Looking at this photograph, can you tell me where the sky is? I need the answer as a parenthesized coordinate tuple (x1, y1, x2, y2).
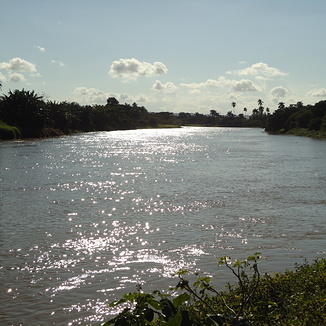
(1, 0, 326, 115)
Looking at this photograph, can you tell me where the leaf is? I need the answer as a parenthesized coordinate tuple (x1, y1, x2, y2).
(148, 298, 162, 310)
(162, 308, 183, 326)
(207, 314, 226, 326)
(161, 298, 177, 320)
(173, 292, 190, 308)
(144, 308, 154, 322)
(199, 276, 211, 284)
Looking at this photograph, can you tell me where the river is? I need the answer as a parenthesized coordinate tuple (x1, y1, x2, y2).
(1, 127, 325, 325)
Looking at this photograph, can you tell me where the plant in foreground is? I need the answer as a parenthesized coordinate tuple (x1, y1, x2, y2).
(101, 253, 261, 326)
(100, 255, 326, 325)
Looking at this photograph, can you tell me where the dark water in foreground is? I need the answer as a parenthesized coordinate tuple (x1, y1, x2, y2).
(1, 127, 325, 325)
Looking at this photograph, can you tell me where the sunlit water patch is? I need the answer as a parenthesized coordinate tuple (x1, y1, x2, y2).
(1, 127, 325, 324)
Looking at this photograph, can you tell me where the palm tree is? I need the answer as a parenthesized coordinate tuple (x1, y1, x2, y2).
(0, 89, 45, 128)
(278, 102, 285, 110)
(210, 109, 218, 117)
(257, 99, 264, 107)
(231, 102, 236, 115)
(252, 108, 259, 115)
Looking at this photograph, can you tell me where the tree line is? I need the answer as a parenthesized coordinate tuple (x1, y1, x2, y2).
(0, 89, 266, 139)
(0, 87, 325, 139)
(265, 100, 326, 136)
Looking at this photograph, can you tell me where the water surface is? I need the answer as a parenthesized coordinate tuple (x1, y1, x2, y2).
(1, 127, 325, 325)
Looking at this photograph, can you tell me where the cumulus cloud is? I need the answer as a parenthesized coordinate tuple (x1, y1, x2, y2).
(74, 87, 140, 105)
(181, 76, 259, 92)
(74, 87, 108, 103)
(227, 62, 287, 77)
(109, 58, 168, 80)
(9, 73, 26, 82)
(270, 86, 288, 98)
(36, 45, 46, 52)
(180, 79, 220, 89)
(119, 93, 133, 103)
(307, 88, 326, 97)
(229, 79, 258, 92)
(0, 72, 6, 83)
(152, 80, 178, 92)
(136, 94, 148, 103)
(0, 57, 37, 72)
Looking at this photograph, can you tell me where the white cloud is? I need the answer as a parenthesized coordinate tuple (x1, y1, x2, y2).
(36, 45, 46, 52)
(230, 79, 258, 92)
(227, 62, 287, 77)
(119, 93, 132, 103)
(74, 87, 142, 105)
(270, 86, 288, 98)
(136, 94, 148, 103)
(0, 72, 6, 83)
(180, 79, 220, 89)
(0, 57, 37, 72)
(109, 58, 168, 80)
(51, 60, 65, 67)
(9, 73, 26, 82)
(180, 76, 259, 92)
(307, 88, 326, 97)
(74, 87, 108, 103)
(152, 80, 178, 92)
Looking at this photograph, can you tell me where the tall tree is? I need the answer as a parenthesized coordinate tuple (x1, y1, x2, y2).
(0, 89, 45, 129)
(278, 102, 285, 110)
(231, 102, 236, 114)
(107, 97, 119, 106)
(257, 99, 264, 107)
(210, 109, 218, 117)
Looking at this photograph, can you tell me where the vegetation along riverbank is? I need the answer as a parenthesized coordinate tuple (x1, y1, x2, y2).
(1, 87, 326, 140)
(102, 254, 326, 326)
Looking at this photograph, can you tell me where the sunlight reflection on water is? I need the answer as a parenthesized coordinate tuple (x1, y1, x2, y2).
(1, 127, 325, 324)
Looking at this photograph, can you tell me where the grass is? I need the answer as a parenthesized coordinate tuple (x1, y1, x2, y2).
(157, 124, 182, 128)
(286, 128, 326, 139)
(0, 120, 21, 139)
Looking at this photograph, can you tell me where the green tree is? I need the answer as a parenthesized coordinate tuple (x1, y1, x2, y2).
(257, 99, 264, 107)
(278, 102, 285, 110)
(210, 109, 218, 117)
(107, 97, 119, 106)
(0, 89, 45, 134)
(231, 101, 236, 114)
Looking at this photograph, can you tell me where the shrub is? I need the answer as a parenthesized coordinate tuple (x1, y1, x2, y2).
(101, 255, 326, 326)
(0, 120, 21, 139)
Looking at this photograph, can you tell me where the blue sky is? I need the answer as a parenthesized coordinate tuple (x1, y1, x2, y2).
(1, 0, 326, 114)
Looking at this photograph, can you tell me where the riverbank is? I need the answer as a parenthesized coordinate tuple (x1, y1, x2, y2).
(285, 128, 326, 139)
(103, 257, 326, 326)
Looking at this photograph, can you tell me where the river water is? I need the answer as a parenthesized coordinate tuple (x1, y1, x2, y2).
(1, 127, 325, 325)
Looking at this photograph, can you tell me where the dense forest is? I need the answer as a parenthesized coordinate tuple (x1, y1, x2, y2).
(265, 100, 326, 138)
(0, 87, 326, 139)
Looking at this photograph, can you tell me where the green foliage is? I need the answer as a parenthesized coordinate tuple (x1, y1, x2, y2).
(0, 89, 45, 132)
(1, 89, 326, 139)
(102, 255, 326, 326)
(265, 100, 326, 137)
(0, 120, 21, 139)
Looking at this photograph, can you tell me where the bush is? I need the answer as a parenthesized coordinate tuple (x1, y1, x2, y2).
(0, 120, 21, 139)
(101, 255, 326, 325)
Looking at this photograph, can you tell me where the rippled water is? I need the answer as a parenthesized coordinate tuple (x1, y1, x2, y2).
(1, 127, 325, 325)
